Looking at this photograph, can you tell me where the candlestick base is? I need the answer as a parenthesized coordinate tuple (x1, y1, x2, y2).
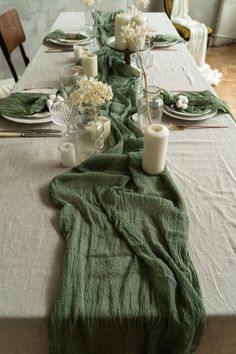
(106, 36, 150, 65)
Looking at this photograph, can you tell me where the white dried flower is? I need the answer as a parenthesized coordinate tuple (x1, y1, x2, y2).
(121, 22, 155, 49)
(134, 0, 150, 8)
(67, 77, 113, 110)
(81, 0, 95, 7)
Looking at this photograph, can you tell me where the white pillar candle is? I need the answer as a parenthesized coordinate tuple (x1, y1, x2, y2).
(115, 13, 131, 50)
(142, 124, 169, 175)
(73, 44, 83, 63)
(132, 14, 147, 27)
(98, 116, 111, 143)
(58, 142, 76, 168)
(82, 54, 98, 77)
(128, 14, 147, 51)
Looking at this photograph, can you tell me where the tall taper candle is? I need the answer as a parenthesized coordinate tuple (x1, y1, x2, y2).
(142, 124, 169, 175)
(115, 13, 131, 50)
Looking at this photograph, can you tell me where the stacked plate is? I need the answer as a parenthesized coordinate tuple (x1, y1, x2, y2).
(163, 105, 217, 121)
(2, 111, 51, 124)
(152, 35, 179, 48)
(46, 33, 90, 46)
(1, 89, 53, 124)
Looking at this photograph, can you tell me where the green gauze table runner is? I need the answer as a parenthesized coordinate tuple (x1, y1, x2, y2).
(48, 12, 206, 354)
(96, 10, 123, 46)
(0, 92, 48, 118)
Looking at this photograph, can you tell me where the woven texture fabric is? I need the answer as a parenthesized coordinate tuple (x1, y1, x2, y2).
(0, 92, 48, 117)
(44, 30, 87, 42)
(48, 11, 206, 354)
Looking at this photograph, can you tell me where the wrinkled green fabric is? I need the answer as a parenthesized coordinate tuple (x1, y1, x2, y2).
(0, 92, 48, 117)
(44, 30, 87, 42)
(49, 152, 205, 354)
(97, 10, 123, 46)
(162, 90, 230, 114)
(152, 34, 184, 44)
(48, 11, 206, 354)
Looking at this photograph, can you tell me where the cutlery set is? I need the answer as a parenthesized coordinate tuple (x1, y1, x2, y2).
(169, 123, 228, 130)
(0, 129, 62, 138)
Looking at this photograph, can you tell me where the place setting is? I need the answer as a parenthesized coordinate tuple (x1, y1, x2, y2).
(162, 90, 230, 122)
(150, 34, 183, 48)
(44, 30, 91, 47)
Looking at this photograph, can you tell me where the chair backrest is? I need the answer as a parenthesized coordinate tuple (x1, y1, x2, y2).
(0, 9, 29, 82)
(164, 0, 173, 18)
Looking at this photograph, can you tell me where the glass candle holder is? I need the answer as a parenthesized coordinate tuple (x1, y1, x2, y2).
(75, 109, 104, 163)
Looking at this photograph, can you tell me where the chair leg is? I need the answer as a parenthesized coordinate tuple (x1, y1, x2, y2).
(19, 45, 29, 66)
(6, 57, 18, 82)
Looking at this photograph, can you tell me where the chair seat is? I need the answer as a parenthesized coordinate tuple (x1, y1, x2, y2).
(174, 24, 213, 41)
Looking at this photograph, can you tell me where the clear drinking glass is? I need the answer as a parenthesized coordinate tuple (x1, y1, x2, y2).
(136, 86, 163, 131)
(82, 4, 98, 52)
(75, 110, 104, 163)
(58, 68, 79, 98)
(49, 101, 79, 140)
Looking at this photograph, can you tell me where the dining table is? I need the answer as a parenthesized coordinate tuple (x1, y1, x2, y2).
(0, 11, 236, 354)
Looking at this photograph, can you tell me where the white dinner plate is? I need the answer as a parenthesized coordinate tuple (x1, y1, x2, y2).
(1, 114, 52, 124)
(163, 107, 218, 121)
(152, 38, 179, 48)
(1, 89, 53, 124)
(47, 37, 90, 46)
(166, 105, 212, 117)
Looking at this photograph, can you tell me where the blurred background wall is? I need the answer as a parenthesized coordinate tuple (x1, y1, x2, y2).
(0, 0, 235, 80)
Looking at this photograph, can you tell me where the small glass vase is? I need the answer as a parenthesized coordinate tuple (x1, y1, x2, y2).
(136, 86, 164, 131)
(75, 108, 104, 163)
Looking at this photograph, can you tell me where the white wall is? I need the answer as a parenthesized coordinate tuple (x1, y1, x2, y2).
(213, 0, 236, 46)
(0, 0, 221, 80)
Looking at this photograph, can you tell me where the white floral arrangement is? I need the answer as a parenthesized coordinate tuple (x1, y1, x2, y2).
(81, 0, 95, 7)
(67, 77, 113, 113)
(121, 22, 155, 125)
(134, 0, 150, 8)
(176, 95, 189, 110)
(121, 21, 154, 50)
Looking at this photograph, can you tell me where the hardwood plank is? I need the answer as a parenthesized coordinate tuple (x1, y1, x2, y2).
(206, 44, 236, 119)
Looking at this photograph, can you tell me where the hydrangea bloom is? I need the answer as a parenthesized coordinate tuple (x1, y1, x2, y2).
(67, 77, 113, 111)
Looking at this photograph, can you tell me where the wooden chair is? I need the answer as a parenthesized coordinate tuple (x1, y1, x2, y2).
(0, 9, 29, 82)
(164, 0, 213, 41)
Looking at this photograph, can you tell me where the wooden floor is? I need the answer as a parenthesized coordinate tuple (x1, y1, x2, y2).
(206, 43, 236, 118)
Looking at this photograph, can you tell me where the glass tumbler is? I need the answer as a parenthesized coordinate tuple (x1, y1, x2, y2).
(75, 110, 104, 163)
(58, 68, 79, 98)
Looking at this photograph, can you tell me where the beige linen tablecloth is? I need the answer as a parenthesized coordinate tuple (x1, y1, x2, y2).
(0, 12, 235, 354)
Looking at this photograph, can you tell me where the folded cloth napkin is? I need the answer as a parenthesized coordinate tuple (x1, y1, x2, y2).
(0, 92, 48, 118)
(152, 34, 184, 44)
(96, 10, 123, 46)
(161, 90, 231, 115)
(44, 30, 87, 42)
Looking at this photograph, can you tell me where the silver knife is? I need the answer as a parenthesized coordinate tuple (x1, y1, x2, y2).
(45, 48, 74, 53)
(0, 132, 62, 137)
(0, 129, 62, 133)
